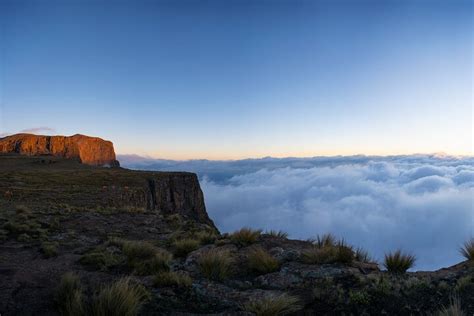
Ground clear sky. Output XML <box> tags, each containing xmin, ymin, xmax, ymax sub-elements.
<box><xmin>1</xmin><ymin>0</ymin><xmax>472</xmax><ymax>159</ymax></box>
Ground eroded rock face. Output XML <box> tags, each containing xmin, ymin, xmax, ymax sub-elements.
<box><xmin>0</xmin><ymin>133</ymin><xmax>119</xmax><ymax>167</ymax></box>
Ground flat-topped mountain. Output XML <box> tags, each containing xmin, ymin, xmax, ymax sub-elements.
<box><xmin>0</xmin><ymin>133</ymin><xmax>120</xmax><ymax>167</ymax></box>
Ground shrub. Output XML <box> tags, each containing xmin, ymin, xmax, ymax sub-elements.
<box><xmin>172</xmin><ymin>238</ymin><xmax>200</xmax><ymax>257</ymax></box>
<box><xmin>247</xmin><ymin>247</ymin><xmax>280</xmax><ymax>275</ymax></box>
<box><xmin>230</xmin><ymin>227</ymin><xmax>261</xmax><ymax>246</ymax></box>
<box><xmin>460</xmin><ymin>238</ymin><xmax>474</xmax><ymax>261</ymax></box>
<box><xmin>244</xmin><ymin>293</ymin><xmax>301</xmax><ymax>316</ymax></box>
<box><xmin>198</xmin><ymin>249</ymin><xmax>233</xmax><ymax>281</ymax></box>
<box><xmin>265</xmin><ymin>230</ymin><xmax>288</xmax><ymax>239</ymax></box>
<box><xmin>383</xmin><ymin>250</ymin><xmax>416</xmax><ymax>273</ymax></box>
<box><xmin>41</xmin><ymin>241</ymin><xmax>59</xmax><ymax>258</ymax></box>
<box><xmin>153</xmin><ymin>271</ymin><xmax>192</xmax><ymax>288</ymax></box>
<box><xmin>55</xmin><ymin>272</ymin><xmax>85</xmax><ymax>316</ymax></box>
<box><xmin>92</xmin><ymin>277</ymin><xmax>149</xmax><ymax>316</ymax></box>
<box><xmin>436</xmin><ymin>296</ymin><xmax>464</xmax><ymax>316</ymax></box>
<box><xmin>79</xmin><ymin>249</ymin><xmax>120</xmax><ymax>271</ymax></box>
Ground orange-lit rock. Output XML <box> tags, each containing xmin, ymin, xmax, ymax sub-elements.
<box><xmin>0</xmin><ymin>133</ymin><xmax>120</xmax><ymax>167</ymax></box>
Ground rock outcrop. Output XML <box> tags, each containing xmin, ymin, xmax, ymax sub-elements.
<box><xmin>0</xmin><ymin>133</ymin><xmax>119</xmax><ymax>167</ymax></box>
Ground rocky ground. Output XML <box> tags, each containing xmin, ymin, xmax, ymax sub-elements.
<box><xmin>0</xmin><ymin>155</ymin><xmax>473</xmax><ymax>315</ymax></box>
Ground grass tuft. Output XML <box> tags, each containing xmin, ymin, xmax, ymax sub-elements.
<box><xmin>92</xmin><ymin>277</ymin><xmax>149</xmax><ymax>316</ymax></box>
<box><xmin>195</xmin><ymin>231</ymin><xmax>218</xmax><ymax>245</ymax></box>
<box><xmin>354</xmin><ymin>247</ymin><xmax>372</xmax><ymax>263</ymax></box>
<box><xmin>79</xmin><ymin>248</ymin><xmax>120</xmax><ymax>271</ymax></box>
<box><xmin>301</xmin><ymin>240</ymin><xmax>353</xmax><ymax>265</ymax></box>
<box><xmin>41</xmin><ymin>241</ymin><xmax>59</xmax><ymax>258</ymax></box>
<box><xmin>133</xmin><ymin>250</ymin><xmax>172</xmax><ymax>275</ymax></box>
<box><xmin>383</xmin><ymin>249</ymin><xmax>416</xmax><ymax>273</ymax></box>
<box><xmin>247</xmin><ymin>247</ymin><xmax>280</xmax><ymax>275</ymax></box>
<box><xmin>153</xmin><ymin>271</ymin><xmax>192</xmax><ymax>288</ymax></box>
<box><xmin>244</xmin><ymin>293</ymin><xmax>302</xmax><ymax>316</ymax></box>
<box><xmin>459</xmin><ymin>238</ymin><xmax>474</xmax><ymax>261</ymax></box>
<box><xmin>55</xmin><ymin>272</ymin><xmax>85</xmax><ymax>316</ymax></box>
<box><xmin>198</xmin><ymin>249</ymin><xmax>233</xmax><ymax>281</ymax></box>
<box><xmin>172</xmin><ymin>238</ymin><xmax>201</xmax><ymax>257</ymax></box>
<box><xmin>265</xmin><ymin>230</ymin><xmax>289</xmax><ymax>239</ymax></box>
<box><xmin>436</xmin><ymin>296</ymin><xmax>465</xmax><ymax>316</ymax></box>
<box><xmin>230</xmin><ymin>227</ymin><xmax>262</xmax><ymax>246</ymax></box>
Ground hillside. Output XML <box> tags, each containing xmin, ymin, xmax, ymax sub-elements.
<box><xmin>0</xmin><ymin>154</ymin><xmax>473</xmax><ymax>315</ymax></box>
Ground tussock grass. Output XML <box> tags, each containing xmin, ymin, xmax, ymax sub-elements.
<box><xmin>92</xmin><ymin>277</ymin><xmax>149</xmax><ymax>316</ymax></box>
<box><xmin>354</xmin><ymin>247</ymin><xmax>372</xmax><ymax>263</ymax></box>
<box><xmin>265</xmin><ymin>230</ymin><xmax>289</xmax><ymax>239</ymax></box>
<box><xmin>311</xmin><ymin>234</ymin><xmax>337</xmax><ymax>248</ymax></box>
<box><xmin>55</xmin><ymin>272</ymin><xmax>85</xmax><ymax>316</ymax></box>
<box><xmin>383</xmin><ymin>250</ymin><xmax>416</xmax><ymax>273</ymax></box>
<box><xmin>230</xmin><ymin>227</ymin><xmax>262</xmax><ymax>246</ymax></box>
<box><xmin>198</xmin><ymin>249</ymin><xmax>233</xmax><ymax>281</ymax></box>
<box><xmin>301</xmin><ymin>240</ymin><xmax>354</xmax><ymax>265</ymax></box>
<box><xmin>172</xmin><ymin>238</ymin><xmax>200</xmax><ymax>257</ymax></box>
<box><xmin>459</xmin><ymin>238</ymin><xmax>474</xmax><ymax>261</ymax></box>
<box><xmin>41</xmin><ymin>241</ymin><xmax>59</xmax><ymax>258</ymax></box>
<box><xmin>79</xmin><ymin>249</ymin><xmax>120</xmax><ymax>271</ymax></box>
<box><xmin>247</xmin><ymin>247</ymin><xmax>280</xmax><ymax>275</ymax></box>
<box><xmin>436</xmin><ymin>296</ymin><xmax>465</xmax><ymax>316</ymax></box>
<box><xmin>195</xmin><ymin>231</ymin><xmax>218</xmax><ymax>245</ymax></box>
<box><xmin>116</xmin><ymin>240</ymin><xmax>171</xmax><ymax>274</ymax></box>
<box><xmin>133</xmin><ymin>250</ymin><xmax>172</xmax><ymax>275</ymax></box>
<box><xmin>153</xmin><ymin>271</ymin><xmax>192</xmax><ymax>288</ymax></box>
<box><xmin>244</xmin><ymin>293</ymin><xmax>302</xmax><ymax>316</ymax></box>
<box><xmin>122</xmin><ymin>240</ymin><xmax>156</xmax><ymax>260</ymax></box>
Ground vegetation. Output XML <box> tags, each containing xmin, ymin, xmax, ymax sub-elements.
<box><xmin>301</xmin><ymin>240</ymin><xmax>354</xmax><ymax>265</ymax></box>
<box><xmin>244</xmin><ymin>293</ymin><xmax>301</xmax><ymax>316</ymax></box>
<box><xmin>92</xmin><ymin>277</ymin><xmax>149</xmax><ymax>316</ymax></box>
<box><xmin>354</xmin><ymin>247</ymin><xmax>372</xmax><ymax>263</ymax></box>
<box><xmin>459</xmin><ymin>238</ymin><xmax>474</xmax><ymax>261</ymax></box>
<box><xmin>153</xmin><ymin>271</ymin><xmax>192</xmax><ymax>288</ymax></box>
<box><xmin>312</xmin><ymin>233</ymin><xmax>337</xmax><ymax>248</ymax></box>
<box><xmin>198</xmin><ymin>249</ymin><xmax>233</xmax><ymax>281</ymax></box>
<box><xmin>383</xmin><ymin>250</ymin><xmax>416</xmax><ymax>273</ymax></box>
<box><xmin>265</xmin><ymin>230</ymin><xmax>288</xmax><ymax>239</ymax></box>
<box><xmin>247</xmin><ymin>247</ymin><xmax>280</xmax><ymax>274</ymax></box>
<box><xmin>79</xmin><ymin>248</ymin><xmax>120</xmax><ymax>271</ymax></box>
<box><xmin>172</xmin><ymin>238</ymin><xmax>200</xmax><ymax>257</ymax></box>
<box><xmin>195</xmin><ymin>231</ymin><xmax>218</xmax><ymax>245</ymax></box>
<box><xmin>55</xmin><ymin>272</ymin><xmax>85</xmax><ymax>316</ymax></box>
<box><xmin>436</xmin><ymin>297</ymin><xmax>465</xmax><ymax>316</ymax></box>
<box><xmin>230</xmin><ymin>227</ymin><xmax>262</xmax><ymax>246</ymax></box>
<box><xmin>41</xmin><ymin>241</ymin><xmax>59</xmax><ymax>258</ymax></box>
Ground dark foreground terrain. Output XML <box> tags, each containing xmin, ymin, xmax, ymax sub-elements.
<box><xmin>0</xmin><ymin>154</ymin><xmax>472</xmax><ymax>315</ymax></box>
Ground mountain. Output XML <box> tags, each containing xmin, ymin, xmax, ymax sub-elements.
<box><xmin>0</xmin><ymin>133</ymin><xmax>120</xmax><ymax>167</ymax></box>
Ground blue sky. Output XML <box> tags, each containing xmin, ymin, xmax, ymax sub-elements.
<box><xmin>1</xmin><ymin>0</ymin><xmax>472</xmax><ymax>159</ymax></box>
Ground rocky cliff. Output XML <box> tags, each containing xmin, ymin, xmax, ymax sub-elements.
<box><xmin>0</xmin><ymin>133</ymin><xmax>120</xmax><ymax>167</ymax></box>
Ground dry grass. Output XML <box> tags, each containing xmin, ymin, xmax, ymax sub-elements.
<box><xmin>354</xmin><ymin>247</ymin><xmax>372</xmax><ymax>263</ymax></box>
<box><xmin>195</xmin><ymin>231</ymin><xmax>218</xmax><ymax>245</ymax></box>
<box><xmin>459</xmin><ymin>238</ymin><xmax>474</xmax><ymax>261</ymax></box>
<box><xmin>92</xmin><ymin>277</ymin><xmax>149</xmax><ymax>316</ymax></box>
<box><xmin>153</xmin><ymin>271</ymin><xmax>192</xmax><ymax>288</ymax></box>
<box><xmin>383</xmin><ymin>250</ymin><xmax>416</xmax><ymax>273</ymax></box>
<box><xmin>436</xmin><ymin>296</ymin><xmax>465</xmax><ymax>316</ymax></box>
<box><xmin>247</xmin><ymin>247</ymin><xmax>280</xmax><ymax>275</ymax></box>
<box><xmin>301</xmin><ymin>240</ymin><xmax>354</xmax><ymax>265</ymax></box>
<box><xmin>198</xmin><ymin>249</ymin><xmax>233</xmax><ymax>281</ymax></box>
<box><xmin>172</xmin><ymin>238</ymin><xmax>200</xmax><ymax>257</ymax></box>
<box><xmin>122</xmin><ymin>240</ymin><xmax>156</xmax><ymax>260</ymax></box>
<box><xmin>265</xmin><ymin>230</ymin><xmax>289</xmax><ymax>239</ymax></box>
<box><xmin>41</xmin><ymin>241</ymin><xmax>59</xmax><ymax>258</ymax></box>
<box><xmin>244</xmin><ymin>293</ymin><xmax>302</xmax><ymax>316</ymax></box>
<box><xmin>55</xmin><ymin>272</ymin><xmax>85</xmax><ymax>316</ymax></box>
<box><xmin>312</xmin><ymin>233</ymin><xmax>337</xmax><ymax>248</ymax></box>
<box><xmin>230</xmin><ymin>227</ymin><xmax>262</xmax><ymax>246</ymax></box>
<box><xmin>133</xmin><ymin>250</ymin><xmax>172</xmax><ymax>275</ymax></box>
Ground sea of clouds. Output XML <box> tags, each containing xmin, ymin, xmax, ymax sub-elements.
<box><xmin>119</xmin><ymin>154</ymin><xmax>474</xmax><ymax>271</ymax></box>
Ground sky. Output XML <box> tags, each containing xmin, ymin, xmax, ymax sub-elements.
<box><xmin>0</xmin><ymin>0</ymin><xmax>472</xmax><ymax>159</ymax></box>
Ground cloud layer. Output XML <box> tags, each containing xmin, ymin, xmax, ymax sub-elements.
<box><xmin>121</xmin><ymin>155</ymin><xmax>474</xmax><ymax>270</ymax></box>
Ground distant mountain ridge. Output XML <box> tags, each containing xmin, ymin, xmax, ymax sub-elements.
<box><xmin>0</xmin><ymin>133</ymin><xmax>120</xmax><ymax>167</ymax></box>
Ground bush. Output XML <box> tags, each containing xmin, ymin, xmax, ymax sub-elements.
<box><xmin>244</xmin><ymin>293</ymin><xmax>301</xmax><ymax>316</ymax></box>
<box><xmin>55</xmin><ymin>272</ymin><xmax>85</xmax><ymax>316</ymax></box>
<box><xmin>79</xmin><ymin>249</ymin><xmax>121</xmax><ymax>271</ymax></box>
<box><xmin>247</xmin><ymin>247</ymin><xmax>280</xmax><ymax>275</ymax></box>
<box><xmin>460</xmin><ymin>238</ymin><xmax>474</xmax><ymax>261</ymax></box>
<box><xmin>198</xmin><ymin>249</ymin><xmax>233</xmax><ymax>281</ymax></box>
<box><xmin>265</xmin><ymin>230</ymin><xmax>288</xmax><ymax>239</ymax></box>
<box><xmin>41</xmin><ymin>241</ymin><xmax>59</xmax><ymax>258</ymax></box>
<box><xmin>92</xmin><ymin>277</ymin><xmax>149</xmax><ymax>316</ymax></box>
<box><xmin>383</xmin><ymin>250</ymin><xmax>416</xmax><ymax>273</ymax></box>
<box><xmin>153</xmin><ymin>271</ymin><xmax>192</xmax><ymax>288</ymax></box>
<box><xmin>230</xmin><ymin>227</ymin><xmax>261</xmax><ymax>246</ymax></box>
<box><xmin>173</xmin><ymin>238</ymin><xmax>200</xmax><ymax>257</ymax></box>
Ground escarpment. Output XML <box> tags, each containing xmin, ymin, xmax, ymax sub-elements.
<box><xmin>0</xmin><ymin>133</ymin><xmax>119</xmax><ymax>167</ymax></box>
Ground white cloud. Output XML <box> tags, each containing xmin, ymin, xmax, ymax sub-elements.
<box><xmin>121</xmin><ymin>155</ymin><xmax>474</xmax><ymax>271</ymax></box>
<box><xmin>199</xmin><ymin>158</ymin><xmax>474</xmax><ymax>271</ymax></box>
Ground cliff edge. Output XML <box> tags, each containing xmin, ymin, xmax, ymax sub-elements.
<box><xmin>0</xmin><ymin>133</ymin><xmax>120</xmax><ymax>167</ymax></box>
